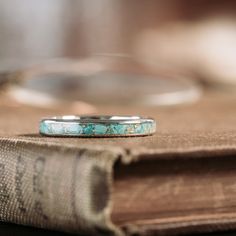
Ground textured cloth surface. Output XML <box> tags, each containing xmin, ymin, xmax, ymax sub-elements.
<box><xmin>0</xmin><ymin>139</ymin><xmax>121</xmax><ymax>235</ymax></box>
<box><xmin>0</xmin><ymin>91</ymin><xmax>235</xmax><ymax>156</ymax></box>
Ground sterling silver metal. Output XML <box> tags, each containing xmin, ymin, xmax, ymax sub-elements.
<box><xmin>39</xmin><ymin>115</ymin><xmax>156</xmax><ymax>137</ymax></box>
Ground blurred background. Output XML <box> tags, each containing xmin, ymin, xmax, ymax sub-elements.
<box><xmin>0</xmin><ymin>0</ymin><xmax>235</xmax><ymax>112</ymax></box>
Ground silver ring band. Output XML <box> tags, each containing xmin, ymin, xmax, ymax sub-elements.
<box><xmin>39</xmin><ymin>115</ymin><xmax>156</xmax><ymax>137</ymax></box>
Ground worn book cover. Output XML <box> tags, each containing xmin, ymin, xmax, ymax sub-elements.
<box><xmin>0</xmin><ymin>92</ymin><xmax>235</xmax><ymax>235</ymax></box>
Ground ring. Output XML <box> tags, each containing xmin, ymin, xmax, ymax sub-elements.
<box><xmin>39</xmin><ymin>116</ymin><xmax>156</xmax><ymax>137</ymax></box>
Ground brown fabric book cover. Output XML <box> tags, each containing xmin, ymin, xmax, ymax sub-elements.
<box><xmin>0</xmin><ymin>91</ymin><xmax>235</xmax><ymax>235</ymax></box>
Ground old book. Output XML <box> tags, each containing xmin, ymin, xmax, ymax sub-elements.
<box><xmin>0</xmin><ymin>92</ymin><xmax>235</xmax><ymax>235</ymax></box>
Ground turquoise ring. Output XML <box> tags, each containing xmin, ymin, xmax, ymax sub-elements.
<box><xmin>39</xmin><ymin>116</ymin><xmax>156</xmax><ymax>137</ymax></box>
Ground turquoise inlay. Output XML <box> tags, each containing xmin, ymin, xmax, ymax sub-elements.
<box><xmin>65</xmin><ymin>123</ymin><xmax>82</xmax><ymax>134</ymax></box>
<box><xmin>141</xmin><ymin>123</ymin><xmax>147</xmax><ymax>133</ymax></box>
<box><xmin>147</xmin><ymin>123</ymin><xmax>152</xmax><ymax>133</ymax></box>
<box><xmin>110</xmin><ymin>123</ymin><xmax>126</xmax><ymax>134</ymax></box>
<box><xmin>83</xmin><ymin>124</ymin><xmax>94</xmax><ymax>135</ymax></box>
<box><xmin>39</xmin><ymin>117</ymin><xmax>156</xmax><ymax>137</ymax></box>
<box><xmin>134</xmin><ymin>124</ymin><xmax>143</xmax><ymax>134</ymax></box>
<box><xmin>147</xmin><ymin>123</ymin><xmax>153</xmax><ymax>132</ymax></box>
<box><xmin>39</xmin><ymin>121</ymin><xmax>48</xmax><ymax>134</ymax></box>
<box><xmin>51</xmin><ymin>123</ymin><xmax>64</xmax><ymax>134</ymax></box>
<box><xmin>94</xmin><ymin>124</ymin><xmax>107</xmax><ymax>135</ymax></box>
<box><xmin>142</xmin><ymin>123</ymin><xmax>150</xmax><ymax>133</ymax></box>
<box><xmin>125</xmin><ymin>124</ymin><xmax>135</xmax><ymax>134</ymax></box>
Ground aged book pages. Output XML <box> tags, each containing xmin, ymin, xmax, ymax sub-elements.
<box><xmin>113</xmin><ymin>154</ymin><xmax>236</xmax><ymax>235</ymax></box>
<box><xmin>0</xmin><ymin>92</ymin><xmax>235</xmax><ymax>235</ymax></box>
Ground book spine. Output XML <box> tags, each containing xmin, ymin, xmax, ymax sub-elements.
<box><xmin>0</xmin><ymin>138</ymin><xmax>121</xmax><ymax>236</ymax></box>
